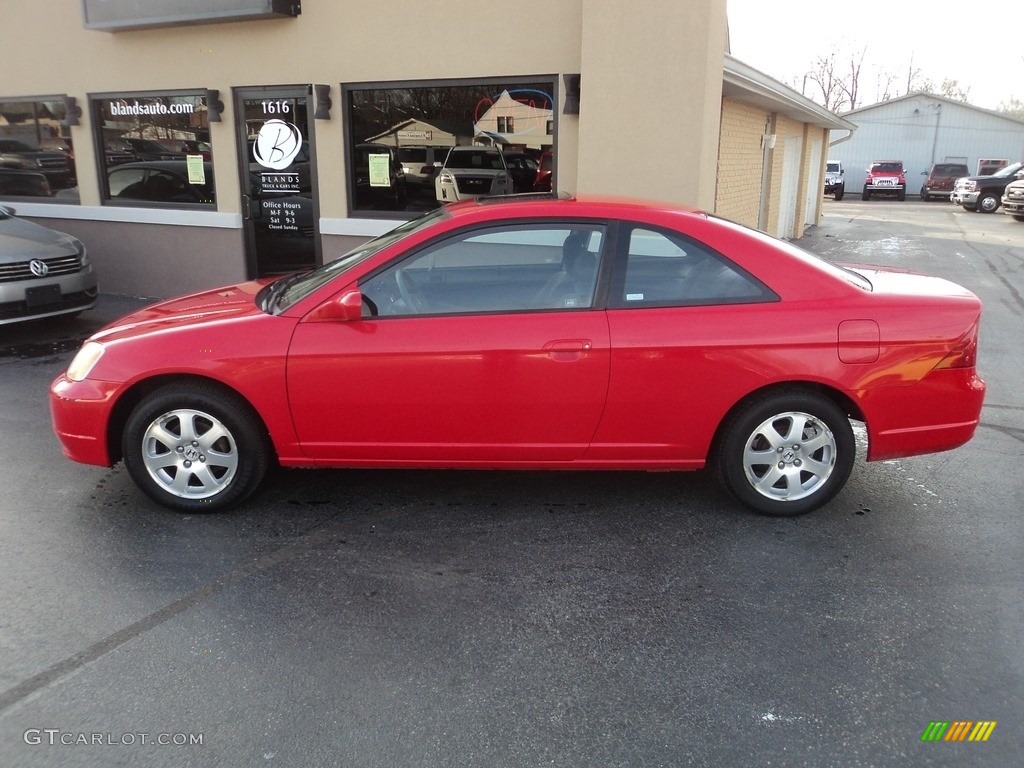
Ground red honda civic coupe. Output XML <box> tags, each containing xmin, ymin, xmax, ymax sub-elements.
<box><xmin>50</xmin><ymin>196</ymin><xmax>985</xmax><ymax>516</ymax></box>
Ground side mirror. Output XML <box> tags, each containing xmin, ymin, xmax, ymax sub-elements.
<box><xmin>304</xmin><ymin>289</ymin><xmax>363</xmax><ymax>323</ymax></box>
<box><xmin>921</xmin><ymin>171</ymin><xmax>928</xmax><ymax>175</ymax></box>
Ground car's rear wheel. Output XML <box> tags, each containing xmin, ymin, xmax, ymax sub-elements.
<box><xmin>715</xmin><ymin>390</ymin><xmax>855</xmax><ymax>516</ymax></box>
<box><xmin>978</xmin><ymin>193</ymin><xmax>1000</xmax><ymax>213</ymax></box>
<box><xmin>122</xmin><ymin>382</ymin><xmax>269</xmax><ymax>512</ymax></box>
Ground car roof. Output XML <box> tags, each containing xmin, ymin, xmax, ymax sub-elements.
<box><xmin>441</xmin><ymin>194</ymin><xmax>707</xmax><ymax>223</ymax></box>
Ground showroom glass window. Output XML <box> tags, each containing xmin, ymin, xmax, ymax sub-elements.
<box><xmin>0</xmin><ymin>98</ymin><xmax>79</xmax><ymax>203</ymax></box>
<box><xmin>344</xmin><ymin>78</ymin><xmax>557</xmax><ymax>217</ymax></box>
<box><xmin>92</xmin><ymin>91</ymin><xmax>215</xmax><ymax>208</ymax></box>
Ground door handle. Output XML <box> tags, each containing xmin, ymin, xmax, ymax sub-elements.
<box><xmin>543</xmin><ymin>339</ymin><xmax>592</xmax><ymax>361</ymax></box>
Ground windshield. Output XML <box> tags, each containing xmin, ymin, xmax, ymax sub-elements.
<box><xmin>709</xmin><ymin>214</ymin><xmax>872</xmax><ymax>291</ymax></box>
<box><xmin>872</xmin><ymin>162</ymin><xmax>903</xmax><ymax>173</ymax></box>
<box><xmin>0</xmin><ymin>139</ymin><xmax>36</xmax><ymax>152</ymax></box>
<box><xmin>993</xmin><ymin>162</ymin><xmax>1024</xmax><ymax>178</ymax></box>
<box><xmin>826</xmin><ymin>163</ymin><xmax>840</xmax><ymax>173</ymax></box>
<box><xmin>445</xmin><ymin>150</ymin><xmax>505</xmax><ymax>170</ymax></box>
<box><xmin>270</xmin><ymin>208</ymin><xmax>449</xmax><ymax>313</ymax></box>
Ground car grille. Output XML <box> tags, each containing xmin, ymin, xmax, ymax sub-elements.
<box><xmin>0</xmin><ymin>254</ymin><xmax>82</xmax><ymax>282</ymax></box>
<box><xmin>455</xmin><ymin>176</ymin><xmax>493</xmax><ymax>194</ymax></box>
<box><xmin>1005</xmin><ymin>187</ymin><xmax>1024</xmax><ymax>200</ymax></box>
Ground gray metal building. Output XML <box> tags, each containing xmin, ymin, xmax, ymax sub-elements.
<box><xmin>829</xmin><ymin>93</ymin><xmax>1024</xmax><ymax>195</ymax></box>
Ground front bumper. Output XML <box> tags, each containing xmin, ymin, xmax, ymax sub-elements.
<box><xmin>1001</xmin><ymin>190</ymin><xmax>1024</xmax><ymax>214</ymax></box>
<box><xmin>49</xmin><ymin>375</ymin><xmax>120</xmax><ymax>467</ymax></box>
<box><xmin>0</xmin><ymin>266</ymin><xmax>98</xmax><ymax>325</ymax></box>
<box><xmin>951</xmin><ymin>189</ymin><xmax>978</xmax><ymax>206</ymax></box>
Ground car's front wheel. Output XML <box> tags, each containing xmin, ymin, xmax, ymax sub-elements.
<box><xmin>978</xmin><ymin>192</ymin><xmax>1000</xmax><ymax>213</ymax></box>
<box><xmin>715</xmin><ymin>390</ymin><xmax>855</xmax><ymax>516</ymax></box>
<box><xmin>861</xmin><ymin>189</ymin><xmax>870</xmax><ymax>201</ymax></box>
<box><xmin>122</xmin><ymin>382</ymin><xmax>270</xmax><ymax>512</ymax></box>
<box><xmin>834</xmin><ymin>187</ymin><xmax>844</xmax><ymax>201</ymax></box>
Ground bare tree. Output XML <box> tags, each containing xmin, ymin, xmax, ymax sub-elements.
<box><xmin>837</xmin><ymin>47</ymin><xmax>867</xmax><ymax>111</ymax></box>
<box><xmin>804</xmin><ymin>52</ymin><xmax>848</xmax><ymax>112</ymax></box>
<box><xmin>997</xmin><ymin>97</ymin><xmax>1024</xmax><ymax>119</ymax></box>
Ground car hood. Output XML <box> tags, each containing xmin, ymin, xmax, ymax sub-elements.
<box><xmin>90</xmin><ymin>280</ymin><xmax>274</xmax><ymax>343</ymax></box>
<box><xmin>0</xmin><ymin>217</ymin><xmax>78</xmax><ymax>262</ymax></box>
<box><xmin>844</xmin><ymin>264</ymin><xmax>978</xmax><ymax>299</ymax></box>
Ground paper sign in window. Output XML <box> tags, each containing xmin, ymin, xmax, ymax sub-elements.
<box><xmin>186</xmin><ymin>155</ymin><xmax>206</xmax><ymax>185</ymax></box>
<box><xmin>368</xmin><ymin>153</ymin><xmax>391</xmax><ymax>187</ymax></box>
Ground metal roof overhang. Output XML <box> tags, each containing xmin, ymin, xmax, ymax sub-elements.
<box><xmin>722</xmin><ymin>54</ymin><xmax>855</xmax><ymax>132</ymax></box>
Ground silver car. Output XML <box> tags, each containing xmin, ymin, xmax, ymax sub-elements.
<box><xmin>0</xmin><ymin>206</ymin><xmax>97</xmax><ymax>325</ymax></box>
<box><xmin>434</xmin><ymin>146</ymin><xmax>513</xmax><ymax>203</ymax></box>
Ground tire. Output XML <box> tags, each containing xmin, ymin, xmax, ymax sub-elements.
<box><xmin>977</xmin><ymin>193</ymin><xmax>999</xmax><ymax>213</ymax></box>
<box><xmin>920</xmin><ymin>189</ymin><xmax>929</xmax><ymax>201</ymax></box>
<box><xmin>1012</xmin><ymin>215</ymin><xmax>1024</xmax><ymax>222</ymax></box>
<box><xmin>897</xmin><ymin>188</ymin><xmax>906</xmax><ymax>202</ymax></box>
<box><xmin>122</xmin><ymin>382</ymin><xmax>269</xmax><ymax>512</ymax></box>
<box><xmin>861</xmin><ymin>189</ymin><xmax>870</xmax><ymax>201</ymax></box>
<box><xmin>962</xmin><ymin>204</ymin><xmax>976</xmax><ymax>212</ymax></box>
<box><xmin>714</xmin><ymin>390</ymin><xmax>855</xmax><ymax>516</ymax></box>
<box><xmin>834</xmin><ymin>187</ymin><xmax>844</xmax><ymax>201</ymax></box>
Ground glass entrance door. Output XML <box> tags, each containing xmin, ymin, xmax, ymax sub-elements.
<box><xmin>234</xmin><ymin>86</ymin><xmax>320</xmax><ymax>278</ymax></box>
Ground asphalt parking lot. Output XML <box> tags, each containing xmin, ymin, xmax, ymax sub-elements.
<box><xmin>0</xmin><ymin>199</ymin><xmax>1021</xmax><ymax>767</ymax></box>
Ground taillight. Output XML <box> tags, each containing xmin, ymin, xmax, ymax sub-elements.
<box><xmin>935</xmin><ymin>322</ymin><xmax>979</xmax><ymax>369</ymax></box>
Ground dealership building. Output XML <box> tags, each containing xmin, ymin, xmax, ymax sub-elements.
<box><xmin>2</xmin><ymin>0</ymin><xmax>851</xmax><ymax>297</ymax></box>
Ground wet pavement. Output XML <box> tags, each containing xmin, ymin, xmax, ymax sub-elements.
<box><xmin>0</xmin><ymin>201</ymin><xmax>1021</xmax><ymax>767</ymax></box>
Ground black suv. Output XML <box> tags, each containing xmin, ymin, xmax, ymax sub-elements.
<box><xmin>0</xmin><ymin>139</ymin><xmax>74</xmax><ymax>190</ymax></box>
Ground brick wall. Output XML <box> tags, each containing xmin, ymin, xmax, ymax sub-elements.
<box><xmin>715</xmin><ymin>97</ymin><xmax>768</xmax><ymax>228</ymax></box>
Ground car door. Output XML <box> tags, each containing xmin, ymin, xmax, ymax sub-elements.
<box><xmin>588</xmin><ymin>223</ymin><xmax>780</xmax><ymax>464</ymax></box>
<box><xmin>286</xmin><ymin>221</ymin><xmax>611</xmax><ymax>463</ymax></box>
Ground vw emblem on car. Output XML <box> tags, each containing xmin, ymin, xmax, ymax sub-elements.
<box><xmin>29</xmin><ymin>259</ymin><xmax>50</xmax><ymax>277</ymax></box>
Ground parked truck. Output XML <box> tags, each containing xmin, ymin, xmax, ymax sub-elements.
<box><xmin>950</xmin><ymin>161</ymin><xmax>1024</xmax><ymax>213</ymax></box>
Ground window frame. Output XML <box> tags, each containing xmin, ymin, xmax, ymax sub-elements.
<box><xmin>358</xmin><ymin>218</ymin><xmax>611</xmax><ymax>319</ymax></box>
<box><xmin>341</xmin><ymin>75</ymin><xmax>559</xmax><ymax>220</ymax></box>
<box><xmin>90</xmin><ymin>88</ymin><xmax>216</xmax><ymax>210</ymax></box>
<box><xmin>607</xmin><ymin>222</ymin><xmax>779</xmax><ymax>309</ymax></box>
<box><xmin>0</xmin><ymin>94</ymin><xmax>78</xmax><ymax>204</ymax></box>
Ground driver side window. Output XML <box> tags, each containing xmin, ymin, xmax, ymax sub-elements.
<box><xmin>360</xmin><ymin>223</ymin><xmax>605</xmax><ymax>317</ymax></box>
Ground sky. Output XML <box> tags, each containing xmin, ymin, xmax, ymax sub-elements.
<box><xmin>726</xmin><ymin>0</ymin><xmax>1024</xmax><ymax>112</ymax></box>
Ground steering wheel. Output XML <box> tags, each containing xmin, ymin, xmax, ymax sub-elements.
<box><xmin>395</xmin><ymin>269</ymin><xmax>429</xmax><ymax>313</ymax></box>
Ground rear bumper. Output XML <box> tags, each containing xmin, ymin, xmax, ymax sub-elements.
<box><xmin>861</xmin><ymin>369</ymin><xmax>986</xmax><ymax>461</ymax></box>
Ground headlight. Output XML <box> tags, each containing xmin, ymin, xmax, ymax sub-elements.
<box><xmin>59</xmin><ymin>234</ymin><xmax>88</xmax><ymax>266</ymax></box>
<box><xmin>439</xmin><ymin>171</ymin><xmax>454</xmax><ymax>184</ymax></box>
<box><xmin>67</xmin><ymin>341</ymin><xmax>104</xmax><ymax>382</ymax></box>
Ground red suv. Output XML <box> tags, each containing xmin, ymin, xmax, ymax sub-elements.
<box><xmin>862</xmin><ymin>161</ymin><xmax>907</xmax><ymax>201</ymax></box>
